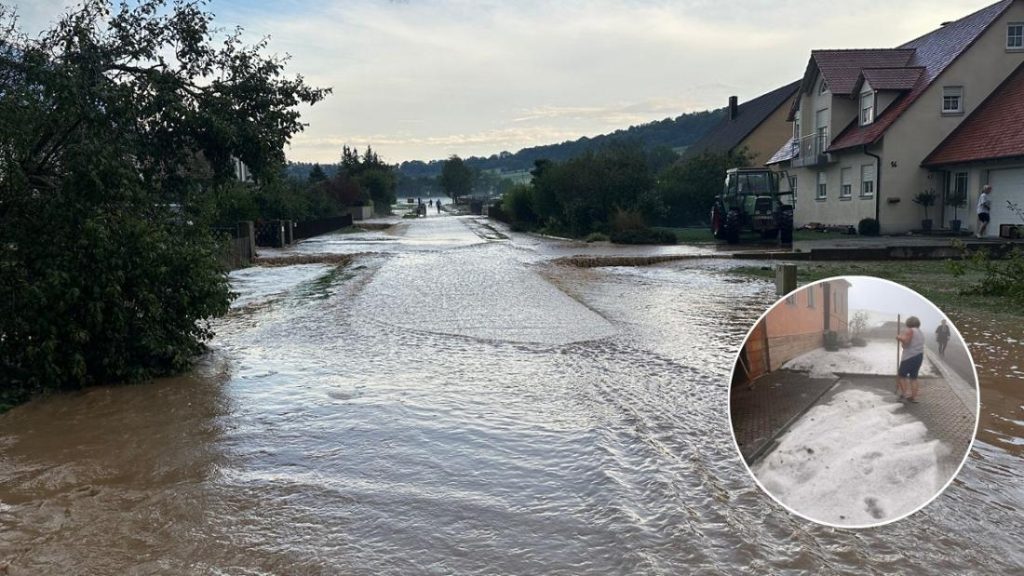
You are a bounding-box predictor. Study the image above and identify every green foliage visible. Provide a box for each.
[501,184,537,227]
[530,142,654,237]
[584,232,609,243]
[946,187,967,221]
[440,155,474,202]
[858,218,881,236]
[656,149,752,226]
[339,146,398,214]
[397,109,723,178]
[308,163,328,184]
[950,202,1024,305]
[0,0,326,404]
[913,189,937,220]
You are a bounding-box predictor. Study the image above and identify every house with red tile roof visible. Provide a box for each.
[768,0,1024,235]
[923,62,1024,236]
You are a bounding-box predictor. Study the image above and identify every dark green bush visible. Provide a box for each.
[858,218,881,236]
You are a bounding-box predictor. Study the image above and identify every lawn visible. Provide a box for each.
[729,260,1021,320]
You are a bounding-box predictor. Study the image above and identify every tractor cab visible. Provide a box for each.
[712,168,794,244]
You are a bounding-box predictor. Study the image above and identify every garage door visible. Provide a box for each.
[987,168,1024,237]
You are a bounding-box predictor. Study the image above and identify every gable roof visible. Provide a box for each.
[826,0,1015,152]
[681,80,800,160]
[858,67,925,91]
[810,49,916,96]
[923,61,1024,166]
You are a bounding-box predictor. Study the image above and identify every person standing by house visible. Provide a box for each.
[935,319,951,356]
[897,316,925,403]
[976,184,992,238]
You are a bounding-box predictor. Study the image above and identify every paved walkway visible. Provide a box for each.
[730,369,838,463]
[732,366,976,477]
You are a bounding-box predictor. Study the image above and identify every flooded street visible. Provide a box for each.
[2,214,1023,575]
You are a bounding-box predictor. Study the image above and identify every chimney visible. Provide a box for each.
[729,96,738,120]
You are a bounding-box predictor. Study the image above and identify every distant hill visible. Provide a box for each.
[398,108,725,178]
[286,107,725,181]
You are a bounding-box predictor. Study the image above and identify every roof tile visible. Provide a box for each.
[682,80,800,160]
[828,0,1014,152]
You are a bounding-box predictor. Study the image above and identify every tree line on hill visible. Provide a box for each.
[396,109,724,178]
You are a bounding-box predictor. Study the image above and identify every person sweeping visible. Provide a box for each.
[896,316,925,403]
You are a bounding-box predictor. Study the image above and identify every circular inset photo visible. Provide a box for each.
[729,276,979,528]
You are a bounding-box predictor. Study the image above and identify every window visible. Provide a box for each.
[840,167,852,198]
[861,164,876,197]
[815,109,829,155]
[817,172,827,200]
[807,287,816,308]
[819,79,828,94]
[790,175,798,201]
[942,86,964,114]
[860,91,875,125]
[954,172,968,198]
[1009,23,1024,49]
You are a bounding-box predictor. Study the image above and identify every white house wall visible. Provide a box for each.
[792,148,880,228]
[880,2,1024,233]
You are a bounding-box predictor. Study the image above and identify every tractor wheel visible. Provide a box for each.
[711,205,724,239]
[724,209,741,244]
[779,209,794,244]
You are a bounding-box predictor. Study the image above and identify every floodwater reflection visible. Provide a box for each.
[0,216,1022,574]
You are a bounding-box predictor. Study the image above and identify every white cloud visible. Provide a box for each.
[10,0,1000,162]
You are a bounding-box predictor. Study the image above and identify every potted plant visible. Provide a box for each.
[946,188,967,232]
[913,189,937,232]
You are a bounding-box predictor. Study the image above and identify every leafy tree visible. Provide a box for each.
[439,155,474,203]
[529,142,654,236]
[0,1,328,405]
[501,184,537,228]
[308,163,328,184]
[656,149,752,226]
[338,145,397,213]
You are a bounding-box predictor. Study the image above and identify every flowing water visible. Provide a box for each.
[1,215,1022,575]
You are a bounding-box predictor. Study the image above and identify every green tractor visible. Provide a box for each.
[711,168,794,244]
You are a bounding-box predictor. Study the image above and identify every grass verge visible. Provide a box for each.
[729,260,1022,321]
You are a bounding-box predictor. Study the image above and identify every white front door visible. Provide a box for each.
[986,168,1024,237]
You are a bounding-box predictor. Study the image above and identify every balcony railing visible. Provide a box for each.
[791,132,835,168]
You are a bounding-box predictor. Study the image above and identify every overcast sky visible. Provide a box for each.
[12,0,999,164]
[847,277,946,331]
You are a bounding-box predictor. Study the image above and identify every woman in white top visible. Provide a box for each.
[897,316,925,403]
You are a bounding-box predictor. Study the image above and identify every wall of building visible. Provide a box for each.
[759,281,850,370]
[791,147,880,228]
[742,103,796,166]
[880,3,1024,233]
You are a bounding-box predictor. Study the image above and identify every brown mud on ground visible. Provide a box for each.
[253,253,357,267]
[953,313,1024,459]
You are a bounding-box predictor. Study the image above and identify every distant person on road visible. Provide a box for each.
[897,316,925,403]
[436,199,442,214]
[935,319,951,356]
[976,184,992,238]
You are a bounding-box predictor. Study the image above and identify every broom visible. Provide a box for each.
[895,313,902,396]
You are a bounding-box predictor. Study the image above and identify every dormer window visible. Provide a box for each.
[860,91,875,125]
[942,86,964,114]
[1009,23,1024,50]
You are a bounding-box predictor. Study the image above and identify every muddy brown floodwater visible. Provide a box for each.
[1,215,1022,575]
